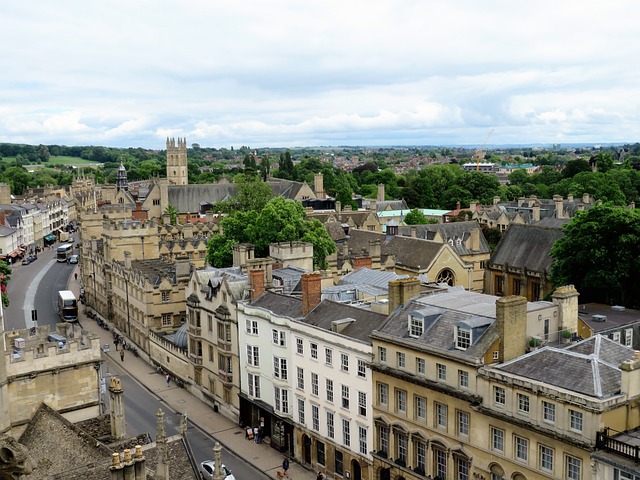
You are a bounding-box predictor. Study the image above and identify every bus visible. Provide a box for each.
[56,243,74,263]
[57,290,78,322]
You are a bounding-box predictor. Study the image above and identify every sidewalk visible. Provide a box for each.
[68,266,320,480]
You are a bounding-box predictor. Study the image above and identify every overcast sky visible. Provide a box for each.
[2,1,639,149]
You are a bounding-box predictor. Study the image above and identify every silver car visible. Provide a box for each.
[200,460,235,480]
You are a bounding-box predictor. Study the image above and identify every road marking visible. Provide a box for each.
[24,258,58,328]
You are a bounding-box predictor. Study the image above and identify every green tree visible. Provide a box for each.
[207,197,336,269]
[562,159,592,179]
[163,204,179,225]
[404,209,429,225]
[550,204,640,307]
[216,174,273,214]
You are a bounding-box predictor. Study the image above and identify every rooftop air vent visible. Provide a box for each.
[611,305,626,312]
[592,314,607,322]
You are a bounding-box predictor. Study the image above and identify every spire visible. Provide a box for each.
[155,409,170,479]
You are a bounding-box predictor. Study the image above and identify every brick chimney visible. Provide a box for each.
[302,272,322,316]
[249,268,265,301]
[353,257,372,271]
[388,278,421,313]
[495,296,527,363]
[621,352,640,398]
[551,285,579,333]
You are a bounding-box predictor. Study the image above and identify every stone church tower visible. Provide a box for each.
[166,137,188,185]
[116,161,128,191]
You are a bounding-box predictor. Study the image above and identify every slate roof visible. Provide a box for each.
[338,267,408,290]
[324,220,347,241]
[496,335,636,398]
[251,291,303,318]
[578,303,640,333]
[129,258,179,286]
[272,265,307,295]
[489,223,564,272]
[397,221,490,256]
[303,300,388,343]
[382,236,444,270]
[375,290,499,361]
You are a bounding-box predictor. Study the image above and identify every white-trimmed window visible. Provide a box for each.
[327,412,334,438]
[570,409,583,432]
[341,385,350,409]
[296,337,303,354]
[624,328,633,347]
[457,411,470,436]
[162,313,172,326]
[517,393,530,414]
[248,373,260,398]
[491,427,504,452]
[396,389,407,413]
[272,329,286,346]
[312,405,319,431]
[298,398,305,424]
[397,352,406,368]
[416,357,426,375]
[459,370,469,388]
[273,357,287,380]
[437,363,447,381]
[274,387,289,414]
[494,386,506,406]
[436,402,447,429]
[378,346,387,363]
[341,353,349,371]
[409,314,424,337]
[246,345,259,366]
[325,348,333,365]
[457,457,470,480]
[357,359,366,378]
[358,391,367,416]
[614,468,640,480]
[566,455,581,480]
[539,445,554,472]
[326,379,334,402]
[515,436,528,462]
[378,383,388,406]
[296,367,304,389]
[311,373,318,396]
[416,441,427,472]
[378,425,389,454]
[612,331,621,343]
[543,401,556,423]
[415,396,426,421]
[455,326,471,350]
[310,343,318,359]
[359,426,368,455]
[161,291,170,302]
[342,418,350,446]
[245,319,258,335]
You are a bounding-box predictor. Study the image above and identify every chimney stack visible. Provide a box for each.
[134,445,146,480]
[353,257,372,271]
[410,226,417,238]
[249,269,265,301]
[124,251,132,270]
[495,296,527,363]
[532,201,540,222]
[620,353,640,399]
[551,285,579,334]
[553,195,564,219]
[377,183,385,202]
[470,227,480,251]
[175,255,191,281]
[155,409,169,480]
[123,449,135,480]
[314,173,325,199]
[583,192,591,204]
[110,453,123,480]
[388,278,421,313]
[302,272,322,316]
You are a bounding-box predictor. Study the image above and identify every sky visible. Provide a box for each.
[2,1,640,150]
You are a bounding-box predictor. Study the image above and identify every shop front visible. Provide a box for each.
[239,393,294,456]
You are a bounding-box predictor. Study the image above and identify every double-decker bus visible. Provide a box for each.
[57,290,78,322]
[56,243,73,263]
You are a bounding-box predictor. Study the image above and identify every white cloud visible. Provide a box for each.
[1,1,639,147]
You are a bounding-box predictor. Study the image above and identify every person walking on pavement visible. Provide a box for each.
[282,458,289,474]
[122,339,126,351]
[74,272,78,281]
[166,374,171,386]
[120,349,125,362]
[316,471,324,480]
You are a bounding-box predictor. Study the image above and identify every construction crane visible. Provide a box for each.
[475,128,494,171]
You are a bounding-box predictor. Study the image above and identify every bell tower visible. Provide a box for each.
[166,137,188,185]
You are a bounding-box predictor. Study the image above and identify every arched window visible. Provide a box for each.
[436,268,455,286]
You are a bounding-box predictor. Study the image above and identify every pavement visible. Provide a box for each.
[67,266,322,480]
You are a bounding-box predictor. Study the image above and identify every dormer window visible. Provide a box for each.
[455,326,471,350]
[409,314,424,338]
[456,238,462,246]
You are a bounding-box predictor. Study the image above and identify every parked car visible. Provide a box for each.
[68,237,74,244]
[69,255,79,264]
[200,461,235,480]
[21,257,32,265]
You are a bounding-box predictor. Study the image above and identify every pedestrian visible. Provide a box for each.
[120,349,125,362]
[258,426,264,444]
[166,374,171,386]
[316,471,324,480]
[282,458,289,473]
[74,272,78,281]
[122,339,126,350]
[114,338,119,350]
[253,426,259,444]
